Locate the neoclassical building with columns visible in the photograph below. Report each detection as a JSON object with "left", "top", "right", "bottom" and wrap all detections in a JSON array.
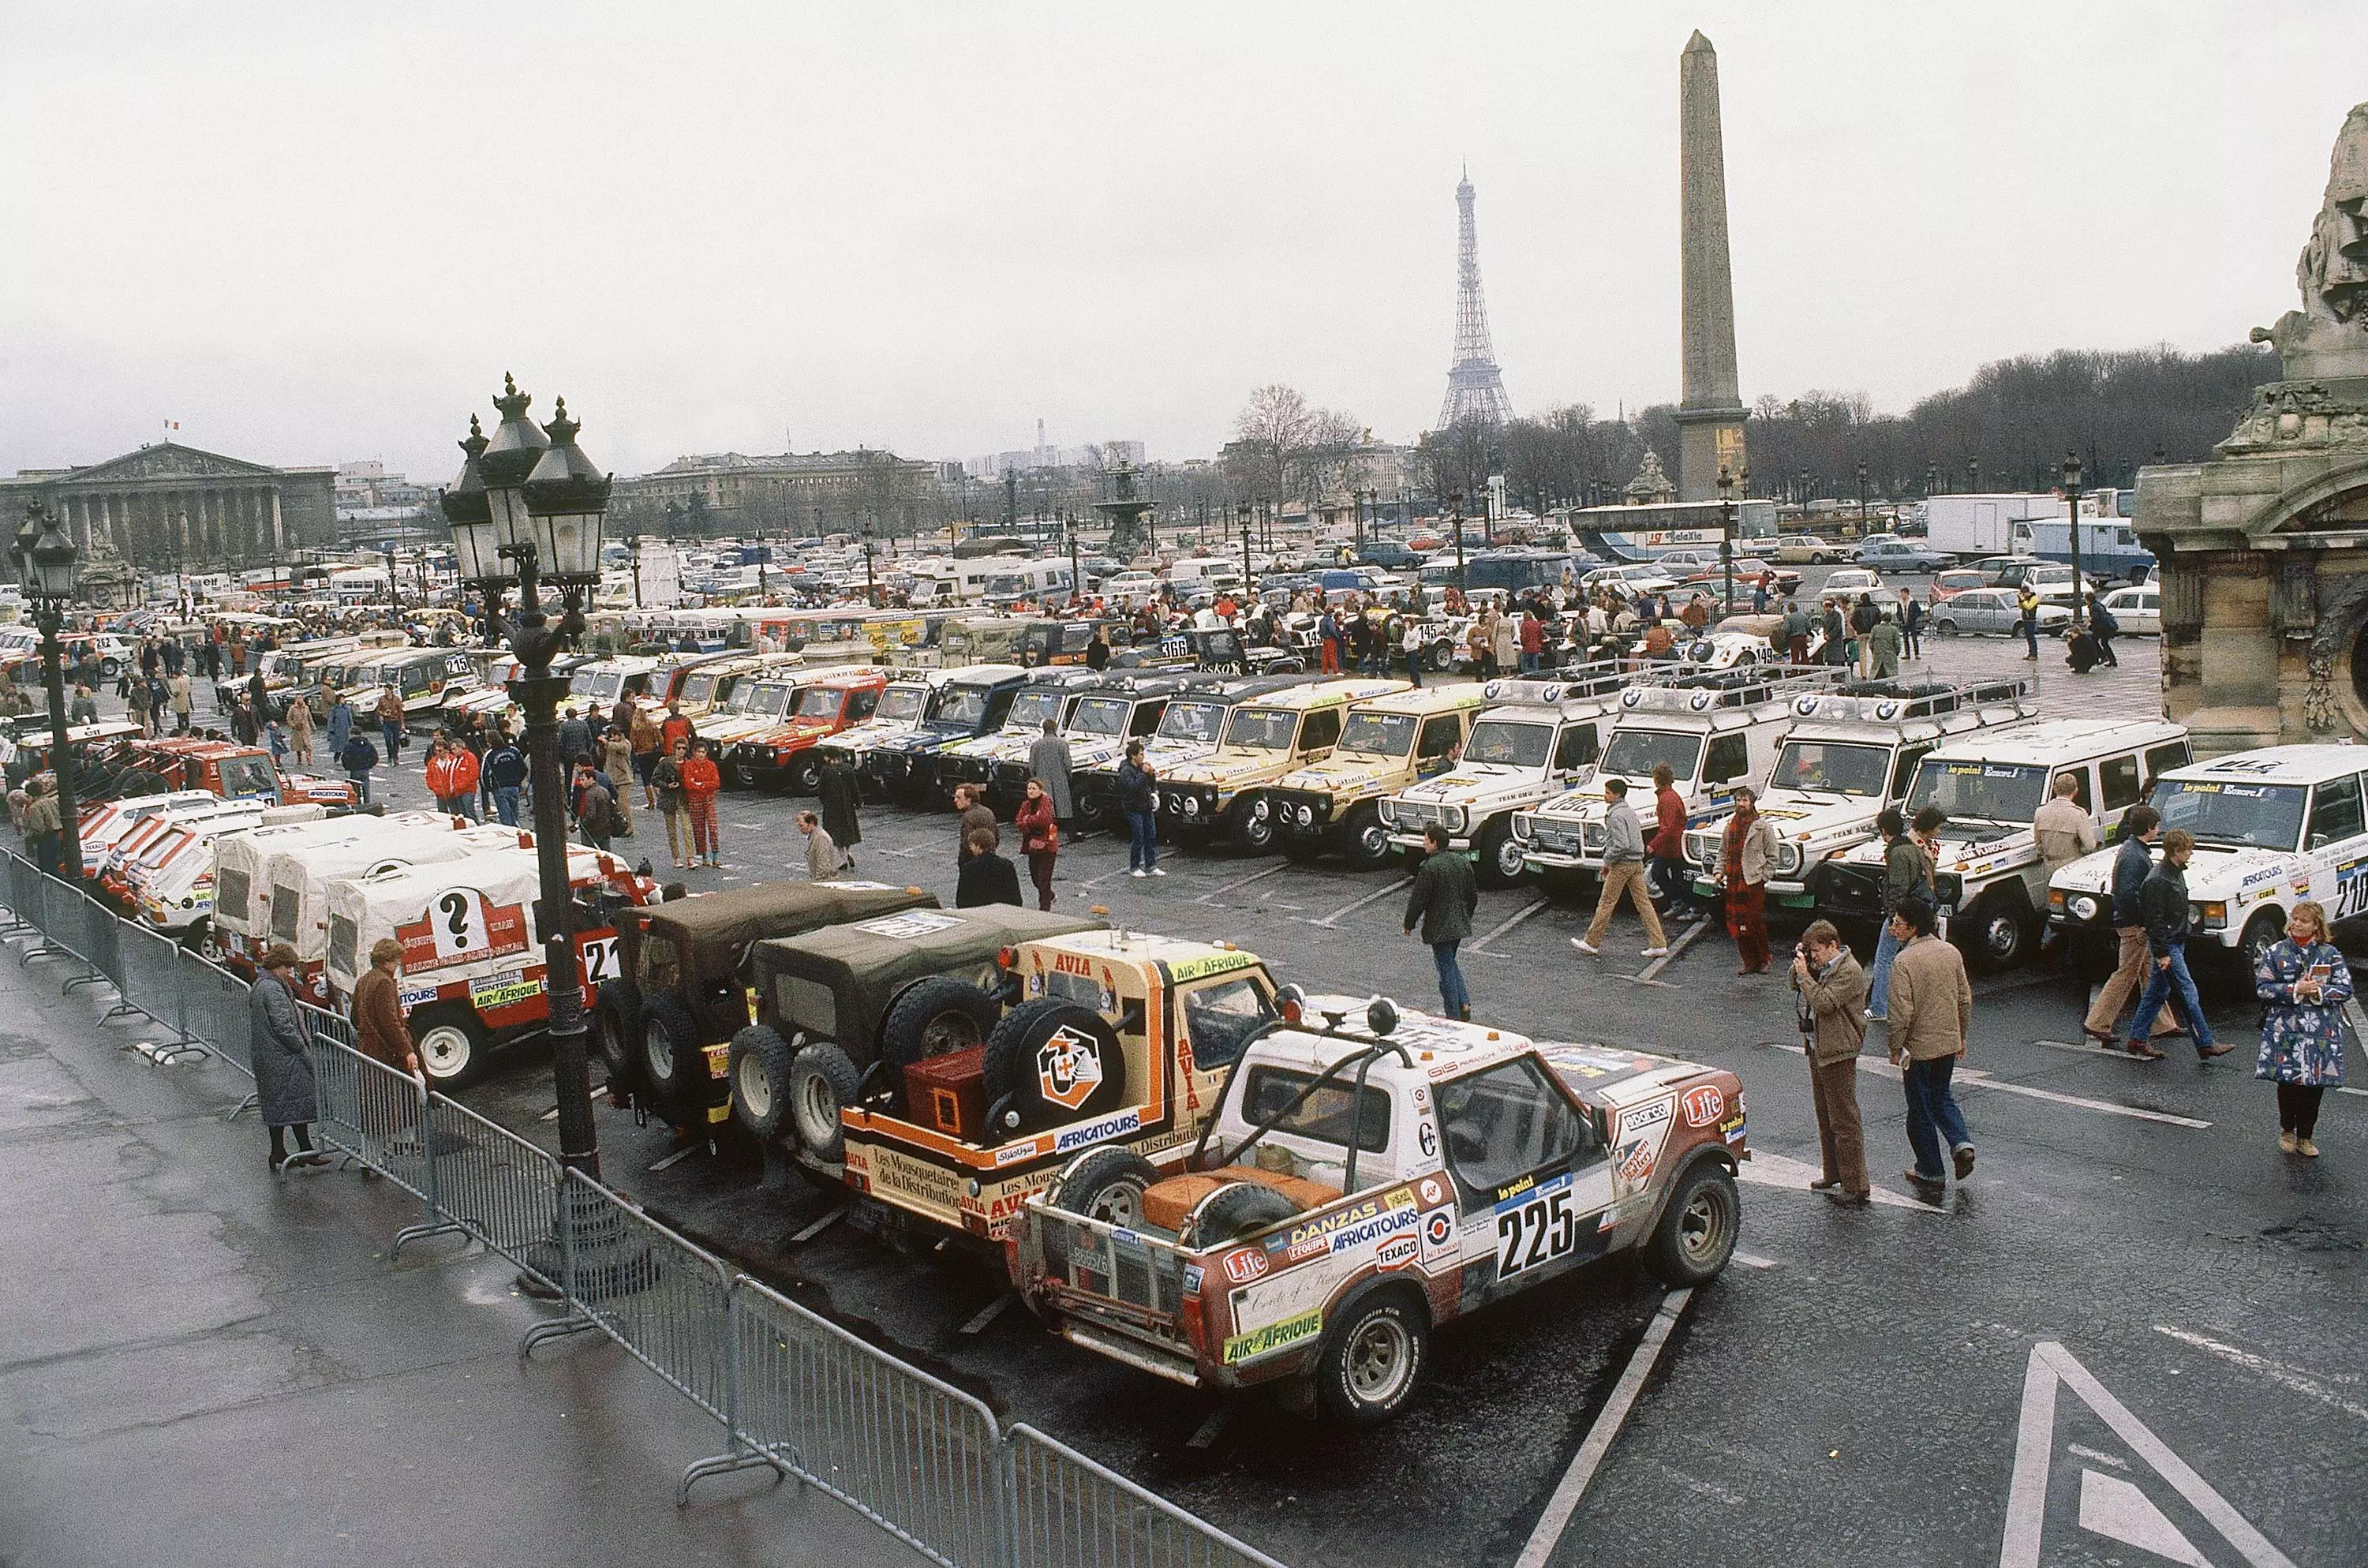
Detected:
[{"left": 0, "top": 441, "right": 335, "bottom": 568}]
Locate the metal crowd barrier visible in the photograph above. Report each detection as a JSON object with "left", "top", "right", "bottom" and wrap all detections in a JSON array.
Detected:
[{"left": 0, "top": 848, "right": 1289, "bottom": 1568}]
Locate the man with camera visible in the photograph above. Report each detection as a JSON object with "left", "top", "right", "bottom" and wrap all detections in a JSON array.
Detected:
[{"left": 1790, "top": 919, "right": 1871, "bottom": 1205}]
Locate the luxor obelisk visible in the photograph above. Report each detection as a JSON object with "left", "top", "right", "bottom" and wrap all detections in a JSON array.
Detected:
[{"left": 1673, "top": 29, "right": 1747, "bottom": 501}]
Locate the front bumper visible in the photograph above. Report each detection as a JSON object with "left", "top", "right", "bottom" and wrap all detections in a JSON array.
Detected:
[
  {"left": 1267, "top": 788, "right": 1339, "bottom": 839},
  {"left": 1517, "top": 818, "right": 1599, "bottom": 870},
  {"left": 1158, "top": 783, "right": 1229, "bottom": 830}
]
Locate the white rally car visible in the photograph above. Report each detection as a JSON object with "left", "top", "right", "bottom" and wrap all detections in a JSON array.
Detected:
[{"left": 2049, "top": 744, "right": 2368, "bottom": 971}]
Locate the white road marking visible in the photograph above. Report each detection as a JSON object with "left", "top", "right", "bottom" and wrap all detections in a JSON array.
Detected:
[
  {"left": 1735, "top": 1150, "right": 1935, "bottom": 1212},
  {"left": 1192, "top": 861, "right": 1292, "bottom": 905},
  {"left": 1730, "top": 1249, "right": 1779, "bottom": 1270},
  {"left": 2078, "top": 1469, "right": 2213, "bottom": 1568},
  {"left": 1311, "top": 876, "right": 1412, "bottom": 929},
  {"left": 2151, "top": 1324, "right": 2368, "bottom": 1423},
  {"left": 1513, "top": 1286, "right": 1693, "bottom": 1568},
  {"left": 2030, "top": 1037, "right": 2157, "bottom": 1063},
  {"left": 1768, "top": 1043, "right": 2209, "bottom": 1127},
  {"left": 1633, "top": 916, "right": 1711, "bottom": 982},
  {"left": 1999, "top": 1340, "right": 2298, "bottom": 1568},
  {"left": 1467, "top": 894, "right": 1548, "bottom": 952},
  {"left": 648, "top": 1143, "right": 701, "bottom": 1173}
]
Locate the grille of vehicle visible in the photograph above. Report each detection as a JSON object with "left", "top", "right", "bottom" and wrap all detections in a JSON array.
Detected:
[
  {"left": 1269, "top": 788, "right": 1332, "bottom": 829},
  {"left": 1811, "top": 860, "right": 1887, "bottom": 917},
  {"left": 1526, "top": 818, "right": 1585, "bottom": 857},
  {"left": 1685, "top": 829, "right": 1721, "bottom": 874},
  {"left": 1389, "top": 800, "right": 1444, "bottom": 829}
]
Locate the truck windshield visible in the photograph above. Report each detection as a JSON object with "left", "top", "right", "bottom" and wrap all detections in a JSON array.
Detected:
[
  {"left": 1337, "top": 713, "right": 1416, "bottom": 758},
  {"left": 1067, "top": 696, "right": 1132, "bottom": 736},
  {"left": 1599, "top": 728, "right": 1704, "bottom": 782},
  {"left": 792, "top": 687, "right": 844, "bottom": 719},
  {"left": 569, "top": 667, "right": 603, "bottom": 698},
  {"left": 932, "top": 687, "right": 993, "bottom": 727},
  {"left": 1770, "top": 740, "right": 1891, "bottom": 797},
  {"left": 585, "top": 671, "right": 624, "bottom": 704},
  {"left": 874, "top": 686, "right": 926, "bottom": 722},
  {"left": 218, "top": 756, "right": 279, "bottom": 799},
  {"left": 2147, "top": 779, "right": 2306, "bottom": 852},
  {"left": 1004, "top": 690, "right": 1063, "bottom": 732},
  {"left": 1241, "top": 1065, "right": 1391, "bottom": 1153},
  {"left": 1159, "top": 700, "right": 1226, "bottom": 744},
  {"left": 679, "top": 672, "right": 722, "bottom": 707},
  {"left": 1463, "top": 719, "right": 1552, "bottom": 768},
  {"left": 1905, "top": 759, "right": 2049, "bottom": 829},
  {"left": 1226, "top": 708, "right": 1300, "bottom": 750}
]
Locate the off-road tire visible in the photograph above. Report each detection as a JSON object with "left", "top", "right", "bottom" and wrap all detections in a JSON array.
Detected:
[
  {"left": 728, "top": 1024, "right": 795, "bottom": 1141},
  {"left": 881, "top": 977, "right": 1001, "bottom": 1083},
  {"left": 413, "top": 1003, "right": 492, "bottom": 1090},
  {"left": 594, "top": 979, "right": 644, "bottom": 1095},
  {"left": 1476, "top": 817, "right": 1524, "bottom": 888},
  {"left": 1341, "top": 803, "right": 1391, "bottom": 868},
  {"left": 789, "top": 754, "right": 824, "bottom": 795},
  {"left": 1045, "top": 1147, "right": 1162, "bottom": 1229},
  {"left": 641, "top": 995, "right": 703, "bottom": 1109},
  {"left": 1315, "top": 1289, "right": 1430, "bottom": 1424},
  {"left": 981, "top": 999, "right": 1128, "bottom": 1134},
  {"left": 1644, "top": 1162, "right": 1740, "bottom": 1285},
  {"left": 1232, "top": 797, "right": 1276, "bottom": 853},
  {"left": 1184, "top": 1180, "right": 1300, "bottom": 1248},
  {"left": 786, "top": 1039, "right": 862, "bottom": 1163}
]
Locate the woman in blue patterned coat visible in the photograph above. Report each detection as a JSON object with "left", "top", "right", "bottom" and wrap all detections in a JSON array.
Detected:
[{"left": 2254, "top": 900, "right": 2349, "bottom": 1159}]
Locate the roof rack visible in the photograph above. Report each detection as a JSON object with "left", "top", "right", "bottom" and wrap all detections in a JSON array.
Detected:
[
  {"left": 1784, "top": 675, "right": 2033, "bottom": 724},
  {"left": 1617, "top": 664, "right": 1847, "bottom": 713}
]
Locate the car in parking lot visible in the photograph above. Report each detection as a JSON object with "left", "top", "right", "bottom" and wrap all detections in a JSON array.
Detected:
[
  {"left": 1581, "top": 563, "right": 1679, "bottom": 598},
  {"left": 1853, "top": 540, "right": 1954, "bottom": 574},
  {"left": 1925, "top": 587, "right": 2072, "bottom": 638},
  {"left": 1774, "top": 535, "right": 1846, "bottom": 565},
  {"left": 2097, "top": 584, "right": 2160, "bottom": 634},
  {"left": 1927, "top": 569, "right": 1991, "bottom": 603},
  {"left": 1820, "top": 567, "right": 1887, "bottom": 597}
]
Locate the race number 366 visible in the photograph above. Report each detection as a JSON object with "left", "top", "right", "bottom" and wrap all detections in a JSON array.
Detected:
[{"left": 1494, "top": 1183, "right": 1579, "bottom": 1280}]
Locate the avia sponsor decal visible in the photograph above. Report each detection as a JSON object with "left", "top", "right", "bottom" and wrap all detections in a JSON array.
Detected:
[
  {"left": 1222, "top": 1248, "right": 1269, "bottom": 1285},
  {"left": 1051, "top": 1106, "right": 1142, "bottom": 1153},
  {"left": 1375, "top": 1236, "right": 1419, "bottom": 1270},
  {"left": 1682, "top": 1083, "right": 1726, "bottom": 1128},
  {"left": 1037, "top": 1026, "right": 1106, "bottom": 1113},
  {"left": 395, "top": 887, "right": 529, "bottom": 972},
  {"left": 1222, "top": 1307, "right": 1322, "bottom": 1365}
]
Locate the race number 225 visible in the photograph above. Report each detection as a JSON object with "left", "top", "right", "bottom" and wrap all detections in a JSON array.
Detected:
[{"left": 1494, "top": 1184, "right": 1578, "bottom": 1279}]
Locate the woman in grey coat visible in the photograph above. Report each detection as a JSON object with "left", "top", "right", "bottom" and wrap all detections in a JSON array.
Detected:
[{"left": 250, "top": 945, "right": 327, "bottom": 1171}]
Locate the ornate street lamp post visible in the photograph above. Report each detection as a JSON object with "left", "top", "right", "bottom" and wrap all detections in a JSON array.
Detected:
[
  {"left": 17, "top": 504, "right": 83, "bottom": 879},
  {"left": 439, "top": 376, "right": 609, "bottom": 1187},
  {"left": 1716, "top": 465, "right": 1736, "bottom": 615},
  {"left": 1450, "top": 490, "right": 1468, "bottom": 595},
  {"left": 1856, "top": 460, "right": 1870, "bottom": 536},
  {"left": 2062, "top": 451, "right": 2088, "bottom": 629}
]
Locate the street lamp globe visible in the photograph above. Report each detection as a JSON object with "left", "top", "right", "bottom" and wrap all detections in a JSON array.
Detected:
[
  {"left": 2061, "top": 451, "right": 2083, "bottom": 496},
  {"left": 520, "top": 397, "right": 611, "bottom": 582},
  {"left": 480, "top": 372, "right": 551, "bottom": 555},
  {"left": 28, "top": 513, "right": 78, "bottom": 603},
  {"left": 439, "top": 414, "right": 505, "bottom": 585}
]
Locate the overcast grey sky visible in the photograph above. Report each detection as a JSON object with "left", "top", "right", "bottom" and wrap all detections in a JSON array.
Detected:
[{"left": 0, "top": 2, "right": 2355, "bottom": 484}]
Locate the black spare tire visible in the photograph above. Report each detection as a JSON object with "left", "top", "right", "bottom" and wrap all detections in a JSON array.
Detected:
[
  {"left": 641, "top": 995, "right": 704, "bottom": 1110},
  {"left": 1046, "top": 1147, "right": 1161, "bottom": 1229},
  {"left": 594, "top": 979, "right": 644, "bottom": 1095},
  {"left": 786, "top": 1039, "right": 862, "bottom": 1163},
  {"left": 881, "top": 976, "right": 1001, "bottom": 1084},
  {"left": 1185, "top": 1180, "right": 1301, "bottom": 1248},
  {"left": 728, "top": 1024, "right": 795, "bottom": 1141},
  {"left": 980, "top": 998, "right": 1129, "bottom": 1135}
]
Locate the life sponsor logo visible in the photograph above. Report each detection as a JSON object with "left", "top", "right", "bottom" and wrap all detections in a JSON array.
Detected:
[
  {"left": 1222, "top": 1248, "right": 1269, "bottom": 1285},
  {"left": 1221, "top": 1307, "right": 1322, "bottom": 1365},
  {"left": 1682, "top": 1083, "right": 1726, "bottom": 1128},
  {"left": 1051, "top": 1106, "right": 1142, "bottom": 1154}
]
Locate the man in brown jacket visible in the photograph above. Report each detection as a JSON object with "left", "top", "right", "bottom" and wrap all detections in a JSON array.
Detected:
[
  {"left": 1884, "top": 896, "right": 1976, "bottom": 1197},
  {"left": 1790, "top": 919, "right": 1869, "bottom": 1203},
  {"left": 353, "top": 937, "right": 421, "bottom": 1078},
  {"left": 952, "top": 784, "right": 995, "bottom": 870}
]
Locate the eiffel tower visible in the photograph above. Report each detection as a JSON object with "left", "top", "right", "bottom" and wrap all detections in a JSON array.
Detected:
[{"left": 1436, "top": 168, "right": 1514, "bottom": 429}]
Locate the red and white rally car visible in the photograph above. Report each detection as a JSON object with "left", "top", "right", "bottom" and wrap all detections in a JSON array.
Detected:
[{"left": 1012, "top": 997, "right": 1746, "bottom": 1422}]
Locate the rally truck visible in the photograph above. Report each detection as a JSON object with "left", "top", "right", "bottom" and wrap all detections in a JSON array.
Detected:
[
  {"left": 855, "top": 664, "right": 1031, "bottom": 806},
  {"left": 690, "top": 654, "right": 817, "bottom": 750},
  {"left": 2048, "top": 743, "right": 2366, "bottom": 979},
  {"left": 986, "top": 673, "right": 1188, "bottom": 824},
  {"left": 735, "top": 904, "right": 1109, "bottom": 1166},
  {"left": 1682, "top": 677, "right": 2037, "bottom": 911},
  {"left": 1812, "top": 717, "right": 2190, "bottom": 970},
  {"left": 721, "top": 667, "right": 888, "bottom": 793},
  {"left": 813, "top": 670, "right": 949, "bottom": 780},
  {"left": 127, "top": 735, "right": 359, "bottom": 811},
  {"left": 1011, "top": 996, "right": 1745, "bottom": 1423},
  {"left": 324, "top": 840, "right": 654, "bottom": 1088},
  {"left": 931, "top": 668, "right": 1113, "bottom": 810},
  {"left": 1378, "top": 675, "right": 1625, "bottom": 886},
  {"left": 1072, "top": 672, "right": 1316, "bottom": 829},
  {"left": 1157, "top": 678, "right": 1408, "bottom": 853},
  {"left": 832, "top": 929, "right": 1286, "bottom": 1255},
  {"left": 1265, "top": 685, "right": 1491, "bottom": 867},
  {"left": 77, "top": 789, "right": 217, "bottom": 879},
  {"left": 1513, "top": 669, "right": 1846, "bottom": 891},
  {"left": 592, "top": 881, "right": 945, "bottom": 1132}
]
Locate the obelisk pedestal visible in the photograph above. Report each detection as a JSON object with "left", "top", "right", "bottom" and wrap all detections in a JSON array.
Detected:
[{"left": 1674, "top": 29, "right": 1747, "bottom": 501}]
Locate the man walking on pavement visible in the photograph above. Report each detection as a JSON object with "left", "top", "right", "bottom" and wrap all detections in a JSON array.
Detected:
[
  {"left": 1405, "top": 823, "right": 1480, "bottom": 1020},
  {"left": 2082, "top": 803, "right": 2180, "bottom": 1046},
  {"left": 1884, "top": 896, "right": 1977, "bottom": 1199},
  {"left": 1572, "top": 778, "right": 1669, "bottom": 958},
  {"left": 2033, "top": 773, "right": 2097, "bottom": 967},
  {"left": 1028, "top": 717, "right": 1075, "bottom": 825},
  {"left": 2125, "top": 829, "right": 2235, "bottom": 1061},
  {"left": 1791, "top": 918, "right": 1870, "bottom": 1205},
  {"left": 1647, "top": 762, "right": 1689, "bottom": 920}
]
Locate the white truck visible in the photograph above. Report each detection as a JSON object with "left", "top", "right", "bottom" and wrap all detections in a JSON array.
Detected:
[
  {"left": 1921, "top": 493, "right": 2067, "bottom": 560},
  {"left": 1814, "top": 718, "right": 2191, "bottom": 968},
  {"left": 1513, "top": 671, "right": 1846, "bottom": 885},
  {"left": 1682, "top": 679, "right": 2038, "bottom": 911},
  {"left": 1378, "top": 675, "right": 1626, "bottom": 885},
  {"left": 2048, "top": 744, "right": 2368, "bottom": 975}
]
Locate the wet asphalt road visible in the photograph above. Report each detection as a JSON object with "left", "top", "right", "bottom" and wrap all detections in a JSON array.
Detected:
[
  {"left": 185, "top": 583, "right": 2359, "bottom": 1568},
  {"left": 424, "top": 770, "right": 2363, "bottom": 1568}
]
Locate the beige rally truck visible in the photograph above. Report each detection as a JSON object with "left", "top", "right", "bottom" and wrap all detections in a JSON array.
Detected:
[
  {"left": 1263, "top": 683, "right": 1491, "bottom": 866},
  {"left": 1154, "top": 678, "right": 1408, "bottom": 853}
]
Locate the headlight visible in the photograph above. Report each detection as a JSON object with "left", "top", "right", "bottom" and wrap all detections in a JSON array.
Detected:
[
  {"left": 1934, "top": 873, "right": 1962, "bottom": 907},
  {"left": 1183, "top": 795, "right": 1200, "bottom": 816},
  {"left": 1378, "top": 800, "right": 1397, "bottom": 825},
  {"left": 1511, "top": 813, "right": 1533, "bottom": 843},
  {"left": 1248, "top": 798, "right": 1267, "bottom": 819},
  {"left": 1444, "top": 806, "right": 1468, "bottom": 833},
  {"left": 2198, "top": 900, "right": 2227, "bottom": 930},
  {"left": 2069, "top": 894, "right": 2099, "bottom": 922},
  {"left": 1295, "top": 805, "right": 1313, "bottom": 825},
  {"left": 1775, "top": 841, "right": 1803, "bottom": 874}
]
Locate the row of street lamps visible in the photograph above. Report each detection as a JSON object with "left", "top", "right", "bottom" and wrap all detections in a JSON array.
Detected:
[{"left": 12, "top": 506, "right": 84, "bottom": 878}]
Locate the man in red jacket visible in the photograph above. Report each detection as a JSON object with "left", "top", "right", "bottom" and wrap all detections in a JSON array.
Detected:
[
  {"left": 1648, "top": 762, "right": 1691, "bottom": 921},
  {"left": 425, "top": 733, "right": 482, "bottom": 821}
]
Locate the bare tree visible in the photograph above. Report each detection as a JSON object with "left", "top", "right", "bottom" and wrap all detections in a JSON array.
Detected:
[{"left": 1223, "top": 384, "right": 1365, "bottom": 510}]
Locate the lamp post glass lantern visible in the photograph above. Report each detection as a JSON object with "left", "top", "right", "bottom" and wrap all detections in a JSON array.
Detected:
[
  {"left": 20, "top": 505, "right": 82, "bottom": 880},
  {"left": 1716, "top": 465, "right": 1736, "bottom": 614},
  {"left": 2062, "top": 451, "right": 2087, "bottom": 627},
  {"left": 448, "top": 376, "right": 609, "bottom": 1190}
]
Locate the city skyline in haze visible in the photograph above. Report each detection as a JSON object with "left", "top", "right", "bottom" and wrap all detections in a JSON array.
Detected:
[{"left": 0, "top": 2, "right": 2354, "bottom": 482}]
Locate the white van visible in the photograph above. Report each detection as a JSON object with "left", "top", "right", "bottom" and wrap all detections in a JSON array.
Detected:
[
  {"left": 1165, "top": 556, "right": 1247, "bottom": 599},
  {"left": 980, "top": 558, "right": 1075, "bottom": 608}
]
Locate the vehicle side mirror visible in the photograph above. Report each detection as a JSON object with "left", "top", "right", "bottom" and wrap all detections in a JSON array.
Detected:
[{"left": 2309, "top": 833, "right": 2329, "bottom": 851}]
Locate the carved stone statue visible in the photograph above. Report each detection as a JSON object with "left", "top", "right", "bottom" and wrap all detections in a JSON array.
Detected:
[
  {"left": 2253, "top": 101, "right": 2368, "bottom": 381},
  {"left": 1623, "top": 449, "right": 1678, "bottom": 505}
]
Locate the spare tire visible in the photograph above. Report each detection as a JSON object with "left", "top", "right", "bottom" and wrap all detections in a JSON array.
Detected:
[
  {"left": 787, "top": 1039, "right": 862, "bottom": 1163},
  {"left": 981, "top": 998, "right": 1129, "bottom": 1134},
  {"left": 728, "top": 1024, "right": 795, "bottom": 1141},
  {"left": 594, "top": 979, "right": 644, "bottom": 1095},
  {"left": 641, "top": 995, "right": 704, "bottom": 1110},
  {"left": 1046, "top": 1147, "right": 1162, "bottom": 1229},
  {"left": 880, "top": 976, "right": 1001, "bottom": 1083},
  {"left": 1185, "top": 1181, "right": 1301, "bottom": 1248}
]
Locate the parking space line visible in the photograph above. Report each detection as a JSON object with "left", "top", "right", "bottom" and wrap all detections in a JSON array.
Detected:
[
  {"left": 1192, "top": 862, "right": 1292, "bottom": 905},
  {"left": 1768, "top": 1043, "right": 2209, "bottom": 1128},
  {"left": 1468, "top": 894, "right": 1548, "bottom": 952},
  {"left": 1311, "top": 877, "right": 1412, "bottom": 929},
  {"left": 1633, "top": 917, "right": 1711, "bottom": 982},
  {"left": 1513, "top": 1286, "right": 1693, "bottom": 1568}
]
